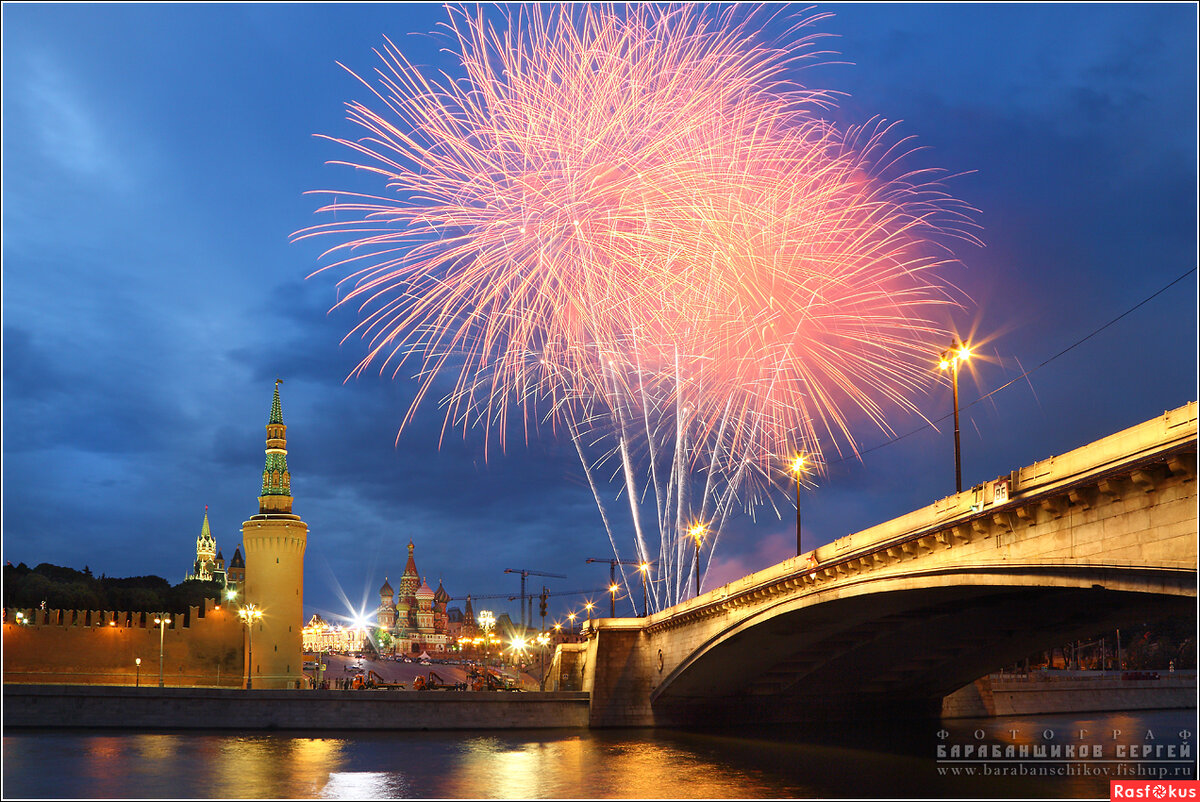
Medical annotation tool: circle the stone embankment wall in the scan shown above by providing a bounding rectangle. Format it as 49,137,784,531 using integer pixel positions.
2,685,591,730
942,672,1197,718
3,599,244,688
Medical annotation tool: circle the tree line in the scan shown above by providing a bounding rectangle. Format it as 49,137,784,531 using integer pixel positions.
2,562,224,616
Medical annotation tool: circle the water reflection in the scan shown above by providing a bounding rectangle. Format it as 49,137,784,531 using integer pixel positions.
322,771,410,798
3,710,1194,799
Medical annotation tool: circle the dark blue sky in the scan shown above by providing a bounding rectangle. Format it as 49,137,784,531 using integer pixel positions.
3,4,1196,627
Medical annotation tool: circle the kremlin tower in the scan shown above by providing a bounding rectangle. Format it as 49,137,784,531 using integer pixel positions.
241,380,307,689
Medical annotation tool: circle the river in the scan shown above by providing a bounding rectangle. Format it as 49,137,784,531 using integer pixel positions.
3,709,1195,798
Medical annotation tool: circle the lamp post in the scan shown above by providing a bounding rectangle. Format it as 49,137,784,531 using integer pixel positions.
939,339,971,494
584,601,595,630
238,604,263,689
638,563,651,617
689,524,707,597
608,583,619,619
153,615,171,688
567,611,577,635
135,657,141,688
791,455,808,556
478,610,495,671
536,632,550,691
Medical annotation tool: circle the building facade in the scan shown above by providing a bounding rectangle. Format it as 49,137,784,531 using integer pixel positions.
301,613,367,654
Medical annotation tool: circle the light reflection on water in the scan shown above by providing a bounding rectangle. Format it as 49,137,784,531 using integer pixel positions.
3,710,1195,799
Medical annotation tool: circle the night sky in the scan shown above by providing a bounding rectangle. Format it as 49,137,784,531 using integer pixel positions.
3,4,1196,628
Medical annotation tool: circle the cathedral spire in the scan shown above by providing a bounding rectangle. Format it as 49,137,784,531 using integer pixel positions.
259,379,293,514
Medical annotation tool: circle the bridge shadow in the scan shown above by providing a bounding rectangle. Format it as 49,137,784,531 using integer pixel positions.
651,582,1192,725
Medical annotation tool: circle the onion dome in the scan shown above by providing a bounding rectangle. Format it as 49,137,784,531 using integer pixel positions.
416,579,434,600
434,579,450,604
380,576,394,598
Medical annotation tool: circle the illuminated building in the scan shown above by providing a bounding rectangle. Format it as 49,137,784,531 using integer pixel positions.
241,380,308,689
184,509,229,587
376,542,451,653
301,614,366,653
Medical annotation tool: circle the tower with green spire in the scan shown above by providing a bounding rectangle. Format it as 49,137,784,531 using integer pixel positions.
241,379,308,690
192,507,218,581
259,380,293,512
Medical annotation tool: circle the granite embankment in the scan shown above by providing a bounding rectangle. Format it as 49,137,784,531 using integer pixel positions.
2,684,590,730
942,670,1196,717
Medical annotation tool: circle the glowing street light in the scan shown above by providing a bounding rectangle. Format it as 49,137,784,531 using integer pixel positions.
689,524,707,597
567,611,577,634
584,601,595,630
535,631,551,691
478,610,496,669
135,657,141,688
939,339,971,494
238,604,263,689
790,454,808,556
153,615,172,688
638,562,651,617
608,583,620,618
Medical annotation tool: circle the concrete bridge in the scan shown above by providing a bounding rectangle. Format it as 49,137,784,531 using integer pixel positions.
551,402,1198,727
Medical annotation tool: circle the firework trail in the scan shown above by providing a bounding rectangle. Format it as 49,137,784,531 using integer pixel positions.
296,5,978,610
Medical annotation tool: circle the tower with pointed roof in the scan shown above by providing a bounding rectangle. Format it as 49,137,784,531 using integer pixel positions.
227,546,245,594
194,509,218,581
433,579,450,635
241,380,308,689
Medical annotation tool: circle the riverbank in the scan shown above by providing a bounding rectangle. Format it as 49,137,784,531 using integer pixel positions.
2,685,590,730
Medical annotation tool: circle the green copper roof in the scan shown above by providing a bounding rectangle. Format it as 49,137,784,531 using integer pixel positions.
269,380,284,425
260,381,291,497
261,451,291,496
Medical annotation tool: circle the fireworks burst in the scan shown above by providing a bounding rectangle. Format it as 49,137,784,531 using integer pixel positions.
296,5,978,609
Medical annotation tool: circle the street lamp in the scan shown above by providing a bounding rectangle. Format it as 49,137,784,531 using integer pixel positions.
584,601,595,630
790,454,808,556
135,657,141,688
478,610,496,670
153,615,171,688
939,339,971,494
567,611,577,634
638,562,651,617
608,583,619,618
689,524,707,597
238,604,263,689
536,631,551,691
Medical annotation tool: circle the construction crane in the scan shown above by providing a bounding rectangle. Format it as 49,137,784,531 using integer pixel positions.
504,568,566,628
586,558,654,617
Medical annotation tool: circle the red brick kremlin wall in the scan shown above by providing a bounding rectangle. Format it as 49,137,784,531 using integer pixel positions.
3,598,245,688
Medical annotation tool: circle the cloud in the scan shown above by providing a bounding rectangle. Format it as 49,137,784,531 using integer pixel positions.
17,50,123,186
704,528,794,590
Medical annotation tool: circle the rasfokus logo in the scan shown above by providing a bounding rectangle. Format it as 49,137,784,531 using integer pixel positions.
1112,781,1200,799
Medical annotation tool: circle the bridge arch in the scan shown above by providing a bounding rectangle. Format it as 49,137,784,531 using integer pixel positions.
650,565,1193,723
